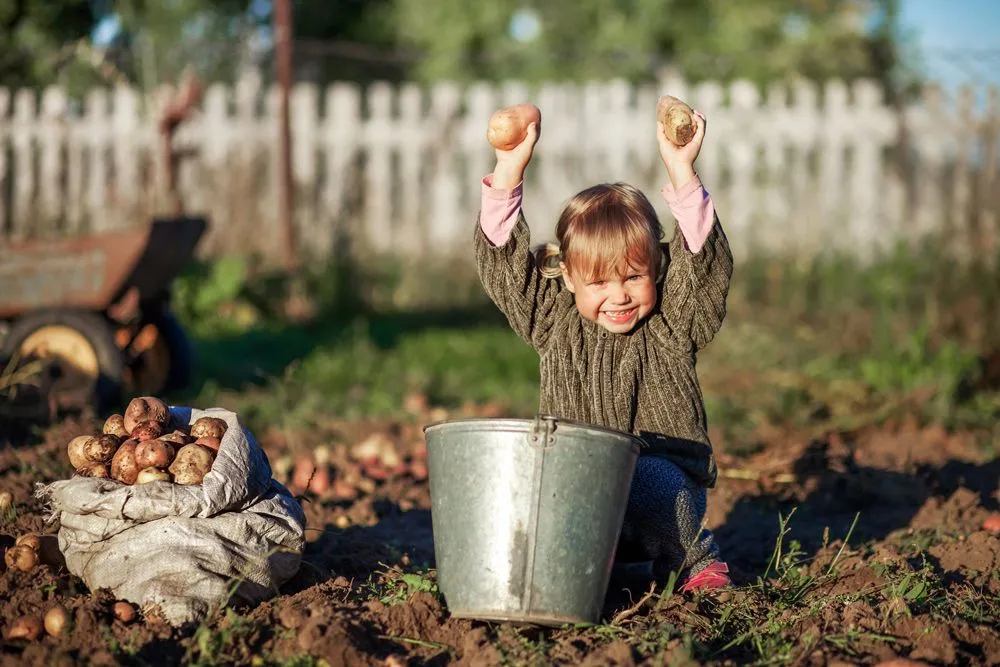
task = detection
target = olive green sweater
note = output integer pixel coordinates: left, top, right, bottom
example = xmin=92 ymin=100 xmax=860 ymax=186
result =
xmin=474 ymin=210 xmax=733 ymax=487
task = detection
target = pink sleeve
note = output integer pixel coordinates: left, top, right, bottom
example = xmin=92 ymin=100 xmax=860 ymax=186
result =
xmin=661 ymin=176 xmax=716 ymax=254
xmin=480 ymin=174 xmax=523 ymax=246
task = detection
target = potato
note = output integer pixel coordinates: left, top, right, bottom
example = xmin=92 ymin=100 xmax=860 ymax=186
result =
xmin=15 ymin=533 xmax=41 ymax=552
xmin=5 ymin=615 xmax=42 ymax=641
xmin=131 ymin=420 xmax=165 ymax=442
xmin=487 ymin=103 xmax=541 ymax=151
xmin=4 ymin=544 xmax=39 ymax=572
xmin=84 ymin=434 xmax=120 ymax=464
xmin=656 ymin=95 xmax=695 ymax=147
xmin=113 ymin=601 xmax=136 ymax=624
xmin=76 ymin=463 xmax=109 ymax=478
xmin=161 ymin=430 xmax=193 ymax=446
xmin=169 ymin=444 xmax=216 ymax=485
xmin=43 ymin=605 xmax=71 ymax=637
xmin=67 ymin=435 xmax=97 ymax=469
xmin=111 ymin=439 xmax=141 ymax=485
xmin=103 ymin=414 xmax=128 ymax=438
xmin=135 ymin=467 xmax=171 ymax=484
xmin=123 ymin=396 xmax=169 ymax=434
xmin=134 ymin=439 xmax=176 ymax=470
xmin=0 ymin=491 xmax=12 ymax=511
xmin=190 ymin=416 xmax=227 ymax=440
xmin=193 ymin=436 xmax=221 ymax=453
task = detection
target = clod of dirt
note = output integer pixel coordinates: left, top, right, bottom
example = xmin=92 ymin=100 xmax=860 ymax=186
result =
xmin=112 ymin=601 xmax=136 ymax=624
xmin=0 ymin=490 xmax=12 ymax=511
xmin=6 ymin=615 xmax=43 ymax=641
xmin=43 ymin=605 xmax=71 ymax=637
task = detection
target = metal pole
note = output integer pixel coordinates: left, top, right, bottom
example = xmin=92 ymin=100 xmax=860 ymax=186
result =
xmin=274 ymin=0 xmax=295 ymax=270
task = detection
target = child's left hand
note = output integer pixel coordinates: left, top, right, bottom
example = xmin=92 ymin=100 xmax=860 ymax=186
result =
xmin=657 ymin=111 xmax=706 ymax=187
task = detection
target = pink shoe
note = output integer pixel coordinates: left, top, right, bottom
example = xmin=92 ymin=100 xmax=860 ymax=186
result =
xmin=679 ymin=561 xmax=730 ymax=593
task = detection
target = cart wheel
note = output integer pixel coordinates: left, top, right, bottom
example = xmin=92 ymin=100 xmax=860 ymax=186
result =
xmin=0 ymin=310 xmax=124 ymax=412
xmin=120 ymin=308 xmax=195 ymax=396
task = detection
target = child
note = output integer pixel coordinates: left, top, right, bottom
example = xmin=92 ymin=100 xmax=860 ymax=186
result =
xmin=474 ymin=108 xmax=733 ymax=592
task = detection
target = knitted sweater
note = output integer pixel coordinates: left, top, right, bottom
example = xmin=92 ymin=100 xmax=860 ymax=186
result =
xmin=473 ymin=193 xmax=733 ymax=488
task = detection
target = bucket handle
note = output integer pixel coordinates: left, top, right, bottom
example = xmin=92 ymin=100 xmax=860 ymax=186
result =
xmin=528 ymin=414 xmax=558 ymax=449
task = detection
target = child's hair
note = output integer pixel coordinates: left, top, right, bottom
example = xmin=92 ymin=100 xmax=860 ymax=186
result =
xmin=535 ymin=183 xmax=665 ymax=281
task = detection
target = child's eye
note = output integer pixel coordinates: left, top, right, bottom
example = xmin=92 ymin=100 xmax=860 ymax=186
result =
xmin=588 ymin=280 xmax=607 ymax=287
xmin=627 ymin=275 xmax=644 ymax=282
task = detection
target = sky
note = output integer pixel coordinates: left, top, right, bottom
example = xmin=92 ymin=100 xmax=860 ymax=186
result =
xmin=897 ymin=0 xmax=1000 ymax=86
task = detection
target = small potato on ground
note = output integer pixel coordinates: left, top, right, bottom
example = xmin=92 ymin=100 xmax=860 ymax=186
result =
xmin=4 ymin=544 xmax=39 ymax=572
xmin=6 ymin=615 xmax=43 ymax=641
xmin=43 ymin=605 xmax=71 ymax=637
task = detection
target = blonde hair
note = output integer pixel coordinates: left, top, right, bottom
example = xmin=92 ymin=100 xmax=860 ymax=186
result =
xmin=535 ymin=183 xmax=664 ymax=281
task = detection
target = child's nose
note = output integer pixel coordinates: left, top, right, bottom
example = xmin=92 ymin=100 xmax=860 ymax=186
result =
xmin=610 ymin=283 xmax=630 ymax=302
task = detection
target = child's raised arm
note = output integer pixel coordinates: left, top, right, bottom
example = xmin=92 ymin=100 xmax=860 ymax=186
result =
xmin=475 ymin=107 xmax=569 ymax=352
xmin=650 ymin=108 xmax=734 ymax=353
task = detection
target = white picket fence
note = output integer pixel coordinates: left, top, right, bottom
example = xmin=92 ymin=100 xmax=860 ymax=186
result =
xmin=0 ymin=70 xmax=997 ymax=265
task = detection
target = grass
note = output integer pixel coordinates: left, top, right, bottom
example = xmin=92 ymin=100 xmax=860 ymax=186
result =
xmin=162 ymin=243 xmax=1000 ymax=452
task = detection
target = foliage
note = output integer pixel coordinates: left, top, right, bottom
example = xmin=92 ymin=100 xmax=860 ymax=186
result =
xmin=389 ymin=0 xmax=913 ymax=86
xmin=0 ymin=0 xmax=95 ymax=90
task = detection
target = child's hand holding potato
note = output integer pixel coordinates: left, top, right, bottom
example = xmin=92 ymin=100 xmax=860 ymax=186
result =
xmin=487 ymin=103 xmax=541 ymax=190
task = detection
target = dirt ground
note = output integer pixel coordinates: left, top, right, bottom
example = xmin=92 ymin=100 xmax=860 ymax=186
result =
xmin=1 ymin=404 xmax=998 ymax=666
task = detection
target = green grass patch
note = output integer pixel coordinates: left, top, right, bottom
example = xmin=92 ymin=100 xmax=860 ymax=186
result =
xmin=166 ymin=245 xmax=1000 ymax=446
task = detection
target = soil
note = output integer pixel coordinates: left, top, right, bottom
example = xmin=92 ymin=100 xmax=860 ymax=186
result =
xmin=0 ymin=406 xmax=997 ymax=666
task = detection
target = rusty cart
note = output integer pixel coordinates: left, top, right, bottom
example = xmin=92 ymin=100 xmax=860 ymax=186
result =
xmin=0 ymin=217 xmax=207 ymax=413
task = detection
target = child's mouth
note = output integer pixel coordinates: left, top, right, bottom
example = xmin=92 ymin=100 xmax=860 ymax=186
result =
xmin=602 ymin=308 xmax=637 ymax=324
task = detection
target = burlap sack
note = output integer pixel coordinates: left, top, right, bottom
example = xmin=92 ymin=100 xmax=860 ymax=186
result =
xmin=36 ymin=406 xmax=305 ymax=625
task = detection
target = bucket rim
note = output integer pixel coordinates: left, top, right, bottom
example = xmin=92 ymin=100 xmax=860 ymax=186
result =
xmin=422 ymin=414 xmax=643 ymax=449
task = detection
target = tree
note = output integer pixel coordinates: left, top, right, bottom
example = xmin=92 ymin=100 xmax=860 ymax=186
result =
xmin=388 ymin=0 xmax=911 ymax=87
xmin=0 ymin=0 xmax=96 ymax=90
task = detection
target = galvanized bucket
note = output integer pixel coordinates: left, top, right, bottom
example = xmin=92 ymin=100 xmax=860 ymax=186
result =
xmin=424 ymin=415 xmax=641 ymax=627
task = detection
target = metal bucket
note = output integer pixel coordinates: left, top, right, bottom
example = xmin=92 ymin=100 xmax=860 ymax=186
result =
xmin=424 ymin=415 xmax=641 ymax=626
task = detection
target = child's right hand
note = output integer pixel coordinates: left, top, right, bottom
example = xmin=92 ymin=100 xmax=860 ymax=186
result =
xmin=492 ymin=122 xmax=539 ymax=190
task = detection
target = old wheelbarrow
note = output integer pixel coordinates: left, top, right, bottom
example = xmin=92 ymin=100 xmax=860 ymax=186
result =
xmin=0 ymin=217 xmax=207 ymax=413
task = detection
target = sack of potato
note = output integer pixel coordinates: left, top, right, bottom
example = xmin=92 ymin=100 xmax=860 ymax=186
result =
xmin=35 ymin=397 xmax=306 ymax=625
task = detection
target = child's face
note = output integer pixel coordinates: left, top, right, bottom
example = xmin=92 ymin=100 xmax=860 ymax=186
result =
xmin=561 ymin=261 xmax=657 ymax=334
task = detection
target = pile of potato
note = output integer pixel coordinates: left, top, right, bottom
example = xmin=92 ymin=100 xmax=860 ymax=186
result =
xmin=67 ymin=396 xmax=226 ymax=486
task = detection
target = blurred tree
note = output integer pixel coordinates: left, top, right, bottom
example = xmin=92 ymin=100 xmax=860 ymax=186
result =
xmin=0 ymin=0 xmax=96 ymax=89
xmin=389 ymin=0 xmax=914 ymax=88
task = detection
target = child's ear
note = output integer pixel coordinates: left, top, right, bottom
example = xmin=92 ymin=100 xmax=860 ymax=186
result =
xmin=560 ymin=262 xmax=576 ymax=293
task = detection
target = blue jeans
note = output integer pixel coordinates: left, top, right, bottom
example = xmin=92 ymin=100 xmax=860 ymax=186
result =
xmin=615 ymin=456 xmax=720 ymax=578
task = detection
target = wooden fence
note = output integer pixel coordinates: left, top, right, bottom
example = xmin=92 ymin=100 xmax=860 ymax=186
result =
xmin=0 ymin=70 xmax=997 ymax=265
